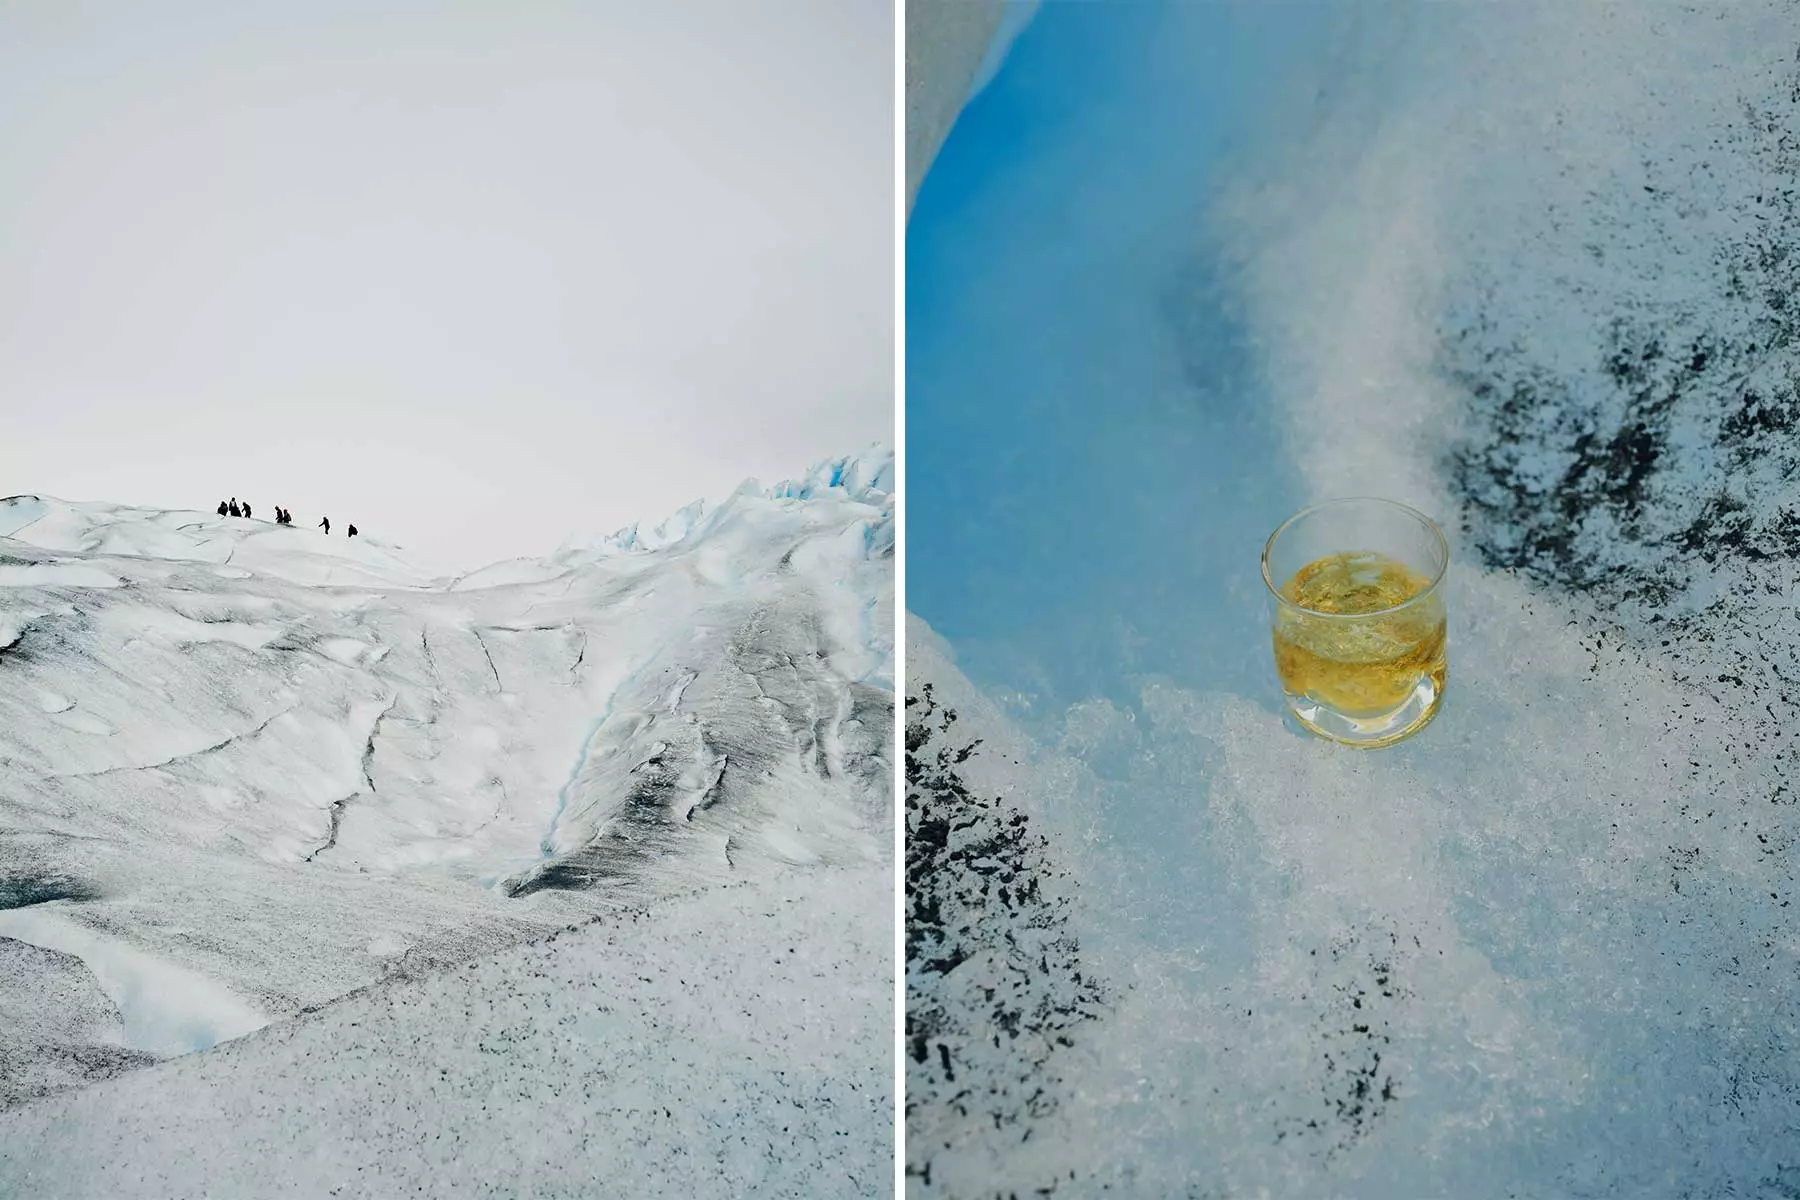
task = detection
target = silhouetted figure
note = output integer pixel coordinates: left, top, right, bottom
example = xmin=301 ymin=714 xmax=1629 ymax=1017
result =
xmin=243 ymin=502 xmax=252 ymax=519
xmin=276 ymin=507 xmax=289 ymax=525
xmin=320 ymin=516 xmax=330 ymax=535
xmin=228 ymin=498 xmax=241 ymax=518
xmin=217 ymin=501 xmax=228 ymax=517
xmin=347 ymin=524 xmax=358 ymax=538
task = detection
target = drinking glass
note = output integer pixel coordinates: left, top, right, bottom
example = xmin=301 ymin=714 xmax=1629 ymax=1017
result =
xmin=1261 ymin=497 xmax=1448 ymax=748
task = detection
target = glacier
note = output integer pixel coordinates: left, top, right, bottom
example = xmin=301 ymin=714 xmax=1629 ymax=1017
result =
xmin=0 ymin=450 xmax=892 ymax=1196
xmin=908 ymin=2 xmax=1800 ymax=1197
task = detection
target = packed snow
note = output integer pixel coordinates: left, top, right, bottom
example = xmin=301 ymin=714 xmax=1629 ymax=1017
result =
xmin=908 ymin=2 xmax=1800 ymax=1196
xmin=0 ymin=450 xmax=893 ymax=1196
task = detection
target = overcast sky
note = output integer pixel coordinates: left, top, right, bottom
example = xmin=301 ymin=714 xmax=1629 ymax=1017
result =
xmin=0 ymin=1 xmax=892 ymax=567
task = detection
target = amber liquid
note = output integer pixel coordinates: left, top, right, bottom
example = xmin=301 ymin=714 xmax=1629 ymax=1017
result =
xmin=1272 ymin=551 xmax=1446 ymax=716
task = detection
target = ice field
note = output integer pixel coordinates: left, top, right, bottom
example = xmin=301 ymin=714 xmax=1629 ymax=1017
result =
xmin=0 ymin=452 xmax=893 ymax=1197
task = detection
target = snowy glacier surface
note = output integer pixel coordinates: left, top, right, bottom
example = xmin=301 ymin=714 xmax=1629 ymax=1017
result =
xmin=0 ymin=451 xmax=892 ymax=1196
xmin=0 ymin=866 xmax=890 ymax=1199
xmin=907 ymin=2 xmax=1800 ymax=1196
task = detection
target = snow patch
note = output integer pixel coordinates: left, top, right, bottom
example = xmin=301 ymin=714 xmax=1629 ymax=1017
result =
xmin=317 ymin=637 xmax=373 ymax=666
xmin=94 ymin=605 xmax=282 ymax=649
xmin=0 ymin=495 xmax=49 ymax=539
xmin=0 ymin=907 xmax=267 ymax=1057
xmin=0 ymin=563 xmax=123 ymax=589
xmin=47 ymin=709 xmax=115 ymax=736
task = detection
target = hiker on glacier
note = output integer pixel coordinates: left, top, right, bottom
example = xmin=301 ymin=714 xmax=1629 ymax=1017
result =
xmin=228 ymin=498 xmax=241 ymax=518
xmin=347 ymin=524 xmax=358 ymax=538
xmin=243 ymin=501 xmax=253 ymax=519
xmin=319 ymin=516 xmax=330 ymax=535
xmin=216 ymin=500 xmax=228 ymax=517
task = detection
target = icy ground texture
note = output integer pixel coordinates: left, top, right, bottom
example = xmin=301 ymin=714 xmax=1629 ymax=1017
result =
xmin=907 ymin=2 xmax=1800 ymax=1196
xmin=0 ymin=866 xmax=890 ymax=1200
xmin=0 ymin=453 xmax=890 ymax=1136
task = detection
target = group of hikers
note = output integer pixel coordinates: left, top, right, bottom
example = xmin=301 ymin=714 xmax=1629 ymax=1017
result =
xmin=216 ymin=497 xmax=356 ymax=539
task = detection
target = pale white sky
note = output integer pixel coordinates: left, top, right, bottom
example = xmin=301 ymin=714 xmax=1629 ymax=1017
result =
xmin=0 ymin=1 xmax=892 ymax=567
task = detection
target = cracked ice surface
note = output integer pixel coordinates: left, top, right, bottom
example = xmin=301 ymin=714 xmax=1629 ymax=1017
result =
xmin=0 ymin=449 xmax=892 ymax=1185
xmin=907 ymin=3 xmax=1800 ymax=1196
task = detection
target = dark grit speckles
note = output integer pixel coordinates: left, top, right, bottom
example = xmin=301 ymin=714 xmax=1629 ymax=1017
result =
xmin=904 ymin=683 xmax=1109 ymax=1196
xmin=1448 ymin=49 xmax=1800 ymax=615
xmin=1272 ymin=929 xmax=1411 ymax=1159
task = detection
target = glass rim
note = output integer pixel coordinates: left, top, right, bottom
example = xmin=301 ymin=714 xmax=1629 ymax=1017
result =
xmin=1261 ymin=496 xmax=1449 ymax=620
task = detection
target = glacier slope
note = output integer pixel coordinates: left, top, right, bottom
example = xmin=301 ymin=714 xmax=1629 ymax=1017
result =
xmin=0 ymin=453 xmax=892 ymax=1109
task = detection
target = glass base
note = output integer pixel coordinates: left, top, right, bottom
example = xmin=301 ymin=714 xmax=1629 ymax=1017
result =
xmin=1283 ymin=672 xmax=1443 ymax=749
